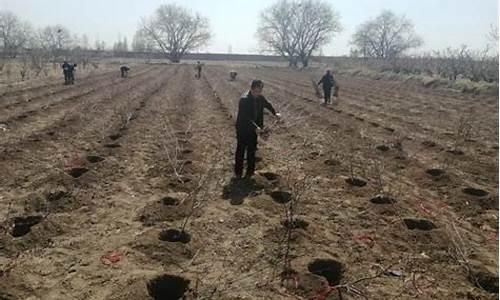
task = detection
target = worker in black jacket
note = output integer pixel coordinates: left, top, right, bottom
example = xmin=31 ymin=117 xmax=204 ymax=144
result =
xmin=235 ymin=79 xmax=280 ymax=178
xmin=195 ymin=61 xmax=202 ymax=79
xmin=318 ymin=69 xmax=336 ymax=105
xmin=61 ymin=61 xmax=71 ymax=85
xmin=68 ymin=63 xmax=76 ymax=84
xmin=120 ymin=65 xmax=130 ymax=78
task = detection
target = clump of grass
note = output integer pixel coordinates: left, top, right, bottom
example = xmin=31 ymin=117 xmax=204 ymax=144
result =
xmin=453 ymin=78 xmax=498 ymax=94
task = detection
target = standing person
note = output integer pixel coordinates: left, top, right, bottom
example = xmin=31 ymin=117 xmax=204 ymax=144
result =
xmin=317 ymin=69 xmax=336 ymax=105
xmin=61 ymin=61 xmax=71 ymax=85
xmin=120 ymin=65 xmax=130 ymax=78
xmin=195 ymin=61 xmax=202 ymax=79
xmin=68 ymin=63 xmax=77 ymax=84
xmin=234 ymin=79 xmax=280 ymax=179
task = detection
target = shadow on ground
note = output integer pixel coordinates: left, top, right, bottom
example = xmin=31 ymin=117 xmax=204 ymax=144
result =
xmin=222 ymin=177 xmax=266 ymax=205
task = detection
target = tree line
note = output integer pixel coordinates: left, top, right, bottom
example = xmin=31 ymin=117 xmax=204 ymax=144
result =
xmin=1 ymin=1 xmax=498 ymax=78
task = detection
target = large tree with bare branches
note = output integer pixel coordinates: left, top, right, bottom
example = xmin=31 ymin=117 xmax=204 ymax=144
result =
xmin=0 ymin=10 xmax=32 ymax=58
xmin=141 ymin=4 xmax=211 ymax=62
xmin=257 ymin=0 xmax=341 ymax=68
xmin=36 ymin=25 xmax=72 ymax=57
xmin=351 ymin=10 xmax=422 ymax=59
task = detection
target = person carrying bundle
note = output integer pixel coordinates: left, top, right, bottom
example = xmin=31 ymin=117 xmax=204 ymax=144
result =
xmin=317 ymin=69 xmax=337 ymax=105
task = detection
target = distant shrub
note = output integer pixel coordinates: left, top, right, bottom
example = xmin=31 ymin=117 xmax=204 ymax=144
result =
xmin=453 ymin=78 xmax=498 ymax=94
xmin=339 ymin=66 xmax=497 ymax=94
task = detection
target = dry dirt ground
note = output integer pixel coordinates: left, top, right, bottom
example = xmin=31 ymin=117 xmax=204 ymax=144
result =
xmin=0 ymin=63 xmax=498 ymax=300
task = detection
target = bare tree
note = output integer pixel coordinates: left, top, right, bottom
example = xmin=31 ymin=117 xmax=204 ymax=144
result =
xmin=132 ymin=29 xmax=156 ymax=53
xmin=141 ymin=4 xmax=211 ymax=62
xmin=351 ymin=10 xmax=422 ymax=59
xmin=36 ymin=25 xmax=72 ymax=58
xmin=113 ymin=36 xmax=128 ymax=53
xmin=94 ymin=39 xmax=106 ymax=51
xmin=257 ymin=0 xmax=341 ymax=68
xmin=80 ymin=34 xmax=90 ymax=50
xmin=0 ymin=10 xmax=32 ymax=58
xmin=488 ymin=24 xmax=498 ymax=46
xmin=295 ymin=0 xmax=342 ymax=67
xmin=257 ymin=0 xmax=299 ymax=67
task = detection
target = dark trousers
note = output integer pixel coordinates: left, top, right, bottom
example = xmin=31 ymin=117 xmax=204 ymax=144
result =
xmin=235 ymin=136 xmax=257 ymax=177
xmin=323 ymin=87 xmax=332 ymax=104
xmin=63 ymin=71 xmax=70 ymax=85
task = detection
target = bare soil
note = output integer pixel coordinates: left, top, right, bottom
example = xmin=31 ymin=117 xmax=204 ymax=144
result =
xmin=0 ymin=63 xmax=497 ymax=299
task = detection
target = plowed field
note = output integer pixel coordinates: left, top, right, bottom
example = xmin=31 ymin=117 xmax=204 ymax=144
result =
xmin=0 ymin=63 xmax=498 ymax=300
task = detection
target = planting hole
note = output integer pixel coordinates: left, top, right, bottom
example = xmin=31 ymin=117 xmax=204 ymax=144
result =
xmin=426 ymin=168 xmax=444 ymax=177
xmin=470 ymin=270 xmax=499 ymax=294
xmin=345 ymin=177 xmax=367 ymax=187
xmin=403 ymin=218 xmax=436 ymax=231
xmin=376 ymin=145 xmax=390 ymax=151
xmin=161 ymin=196 xmax=179 ymax=206
xmin=86 ymin=155 xmax=104 ymax=163
xmin=0 ymin=292 xmax=16 ymax=300
xmin=282 ymin=218 xmax=309 ymax=230
xmin=308 ymin=259 xmax=344 ymax=286
xmin=269 ymin=191 xmax=292 ymax=204
xmin=370 ymin=195 xmax=396 ymax=204
xmin=462 ymin=188 xmax=488 ymax=197
xmin=11 ymin=216 xmax=43 ymax=237
xmin=109 ymin=133 xmax=121 ymax=141
xmin=147 ymin=274 xmax=190 ymax=300
xmin=447 ymin=149 xmax=464 ymax=155
xmin=67 ymin=167 xmax=88 ymax=178
xmin=309 ymin=151 xmax=320 ymax=157
xmin=159 ymin=229 xmax=191 ymax=243
xmin=324 ymin=159 xmax=340 ymax=166
xmin=260 ymin=172 xmax=279 ymax=182
xmin=176 ymin=131 xmax=191 ymax=137
xmin=422 ymin=140 xmax=436 ymax=147
xmin=104 ymin=143 xmax=121 ymax=148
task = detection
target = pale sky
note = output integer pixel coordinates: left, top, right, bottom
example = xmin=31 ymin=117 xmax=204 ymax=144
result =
xmin=1 ymin=0 xmax=498 ymax=56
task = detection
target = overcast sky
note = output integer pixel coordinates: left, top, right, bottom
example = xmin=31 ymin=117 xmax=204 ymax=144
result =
xmin=1 ymin=0 xmax=498 ymax=55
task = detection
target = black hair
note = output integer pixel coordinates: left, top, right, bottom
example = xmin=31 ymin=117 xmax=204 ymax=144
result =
xmin=251 ymin=79 xmax=264 ymax=89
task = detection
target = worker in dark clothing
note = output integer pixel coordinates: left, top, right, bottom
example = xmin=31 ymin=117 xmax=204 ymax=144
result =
xmin=195 ymin=61 xmax=202 ymax=79
xmin=317 ymin=69 xmax=336 ymax=105
xmin=230 ymin=71 xmax=237 ymax=81
xmin=61 ymin=61 xmax=71 ymax=85
xmin=120 ymin=65 xmax=130 ymax=78
xmin=234 ymin=79 xmax=280 ymax=179
xmin=68 ymin=63 xmax=77 ymax=84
